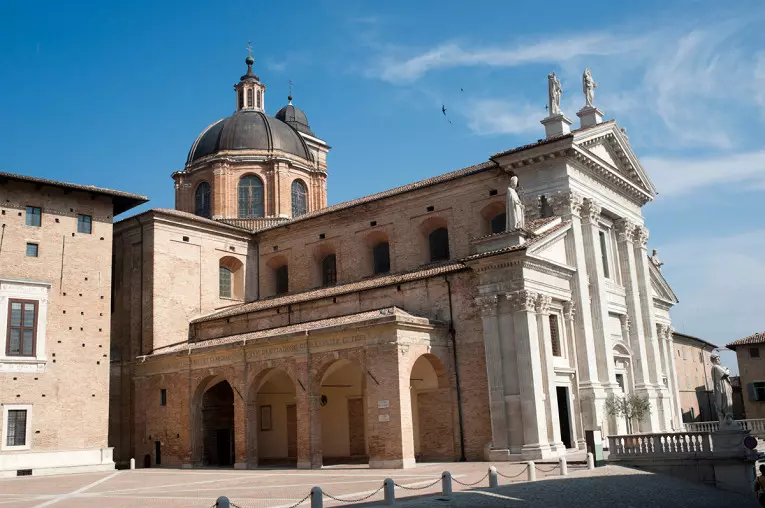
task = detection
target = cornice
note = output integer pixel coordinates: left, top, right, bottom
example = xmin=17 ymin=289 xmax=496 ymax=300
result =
xmin=569 ymin=147 xmax=652 ymax=206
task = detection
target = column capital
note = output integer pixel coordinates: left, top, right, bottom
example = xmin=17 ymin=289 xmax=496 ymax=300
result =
xmin=614 ymin=218 xmax=638 ymax=243
xmin=619 ymin=313 xmax=631 ymax=332
xmin=633 ymin=225 xmax=649 ymax=248
xmin=657 ymin=323 xmax=674 ymax=341
xmin=550 ymin=190 xmax=584 ymax=217
xmin=507 ymin=290 xmax=538 ymax=313
xmin=535 ymin=293 xmax=553 ymax=315
xmin=581 ymin=198 xmax=602 ymax=224
xmin=562 ymin=300 xmax=576 ymax=321
xmin=475 ymin=295 xmax=499 ymax=316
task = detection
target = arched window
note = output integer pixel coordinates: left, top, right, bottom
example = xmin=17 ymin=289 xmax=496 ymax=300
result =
xmin=490 ymin=213 xmax=506 ymax=234
xmin=238 ymin=89 xmax=244 ymax=110
xmin=429 ymin=228 xmax=450 ymax=262
xmin=238 ymin=176 xmax=265 ymax=218
xmin=291 ymin=180 xmax=308 ymax=217
xmin=194 ymin=182 xmax=211 ymax=219
xmin=257 ymin=91 xmax=262 ymax=109
xmin=275 ymin=265 xmax=289 ymax=295
xmin=247 ymin=89 xmax=253 ymax=108
xmin=373 ymin=242 xmax=390 ymax=274
xmin=219 ymin=266 xmax=232 ymax=298
xmin=322 ymin=254 xmax=337 ymax=286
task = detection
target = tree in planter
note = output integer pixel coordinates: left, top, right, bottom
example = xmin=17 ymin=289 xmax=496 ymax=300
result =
xmin=605 ymin=393 xmax=652 ymax=434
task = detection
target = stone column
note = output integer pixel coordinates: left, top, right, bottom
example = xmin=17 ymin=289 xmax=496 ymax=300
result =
xmin=535 ymin=294 xmax=565 ymax=453
xmin=476 ymin=295 xmax=510 ymax=454
xmin=297 ymin=358 xmax=322 ymax=469
xmin=550 ymin=191 xmax=605 ymax=432
xmin=508 ymin=290 xmax=553 ymax=459
xmin=633 ymin=226 xmax=664 ymax=431
xmin=563 ymin=302 xmax=586 ymax=449
xmin=659 ymin=324 xmax=683 ymax=429
xmin=233 ymin=390 xmax=248 ymax=469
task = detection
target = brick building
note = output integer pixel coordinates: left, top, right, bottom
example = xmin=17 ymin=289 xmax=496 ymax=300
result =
xmin=0 ymin=172 xmax=145 ymax=477
xmin=671 ymin=331 xmax=717 ymax=422
xmin=727 ymin=331 xmax=765 ymax=419
xmin=109 ymin=55 xmax=684 ymax=469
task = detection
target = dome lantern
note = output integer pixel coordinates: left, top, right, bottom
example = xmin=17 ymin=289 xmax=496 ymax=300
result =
xmin=234 ymin=43 xmax=266 ymax=112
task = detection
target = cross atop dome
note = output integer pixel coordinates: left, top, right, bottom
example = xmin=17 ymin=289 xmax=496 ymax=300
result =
xmin=234 ymin=46 xmax=266 ymax=112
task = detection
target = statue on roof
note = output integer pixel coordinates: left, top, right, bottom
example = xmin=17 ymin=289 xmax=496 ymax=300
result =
xmin=547 ymin=72 xmax=562 ymax=116
xmin=711 ymin=354 xmax=734 ymax=422
xmin=649 ymin=249 xmax=664 ymax=269
xmin=506 ymin=175 xmax=525 ymax=231
xmin=583 ymin=68 xmax=597 ymax=107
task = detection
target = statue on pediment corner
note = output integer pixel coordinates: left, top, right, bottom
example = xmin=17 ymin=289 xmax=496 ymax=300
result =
xmin=583 ymin=68 xmax=597 ymax=108
xmin=649 ymin=249 xmax=664 ymax=269
xmin=548 ymin=72 xmax=562 ymax=116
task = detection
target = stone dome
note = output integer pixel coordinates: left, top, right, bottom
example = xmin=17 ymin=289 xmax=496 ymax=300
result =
xmin=274 ymin=98 xmax=314 ymax=136
xmin=186 ymin=109 xmax=312 ymax=165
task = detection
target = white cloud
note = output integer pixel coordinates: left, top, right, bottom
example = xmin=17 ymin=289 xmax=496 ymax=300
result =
xmin=643 ymin=150 xmax=765 ymax=197
xmin=461 ymin=99 xmax=541 ymax=136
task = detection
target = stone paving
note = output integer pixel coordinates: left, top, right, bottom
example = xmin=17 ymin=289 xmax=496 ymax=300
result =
xmin=0 ymin=462 xmax=756 ymax=507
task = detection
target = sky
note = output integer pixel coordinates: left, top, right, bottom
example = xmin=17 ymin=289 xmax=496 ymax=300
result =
xmin=2 ymin=0 xmax=764 ymax=373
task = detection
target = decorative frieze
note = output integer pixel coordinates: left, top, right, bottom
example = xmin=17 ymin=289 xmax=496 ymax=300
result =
xmin=507 ymin=290 xmax=538 ymax=313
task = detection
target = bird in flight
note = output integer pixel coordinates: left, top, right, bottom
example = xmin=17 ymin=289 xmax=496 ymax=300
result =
xmin=442 ymin=104 xmax=447 ymax=115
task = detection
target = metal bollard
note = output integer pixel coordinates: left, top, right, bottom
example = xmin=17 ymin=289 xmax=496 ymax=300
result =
xmin=129 ymin=458 xmax=135 ymax=470
xmin=527 ymin=461 xmax=536 ymax=482
xmin=215 ymin=496 xmax=230 ymax=508
xmin=384 ymin=478 xmax=395 ymax=505
xmin=587 ymin=452 xmax=594 ymax=470
xmin=559 ymin=457 xmax=568 ymax=476
xmin=311 ymin=486 xmax=323 ymax=508
xmin=442 ymin=471 xmax=453 ymax=497
xmin=489 ymin=466 xmax=498 ymax=488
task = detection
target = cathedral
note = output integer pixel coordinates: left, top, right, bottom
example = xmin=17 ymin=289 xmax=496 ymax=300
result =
xmin=108 ymin=53 xmax=682 ymax=470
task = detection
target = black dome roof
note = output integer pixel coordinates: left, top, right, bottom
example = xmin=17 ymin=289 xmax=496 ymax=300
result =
xmin=187 ymin=109 xmax=312 ymax=165
xmin=274 ymin=100 xmax=314 ymax=136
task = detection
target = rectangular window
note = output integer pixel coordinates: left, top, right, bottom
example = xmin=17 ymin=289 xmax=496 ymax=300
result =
xmin=682 ymin=348 xmax=686 ymax=360
xmin=77 ymin=214 xmax=92 ymax=234
xmin=616 ymin=373 xmax=625 ymax=393
xmin=598 ymin=230 xmax=610 ymax=279
xmin=751 ymin=347 xmax=760 ymax=359
xmin=160 ymin=389 xmax=167 ymax=406
xmin=750 ymin=382 xmax=765 ymax=402
xmin=549 ymin=314 xmax=561 ymax=357
xmin=6 ymin=300 xmax=37 ymax=356
xmin=5 ymin=410 xmax=27 ymax=447
xmin=25 ymin=206 xmax=41 ymax=227
xmin=25 ymin=243 xmax=38 ymax=257
xmin=275 ymin=265 xmax=288 ymax=295
xmin=219 ymin=267 xmax=232 ymax=299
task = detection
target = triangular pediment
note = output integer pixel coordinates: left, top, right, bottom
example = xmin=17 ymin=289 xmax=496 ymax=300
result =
xmin=649 ymin=260 xmax=678 ymax=305
xmin=529 ymin=228 xmax=568 ymax=265
xmin=574 ymin=122 xmax=658 ymax=199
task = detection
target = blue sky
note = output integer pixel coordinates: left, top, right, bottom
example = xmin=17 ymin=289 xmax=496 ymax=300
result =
xmin=2 ymin=0 xmax=764 ymax=371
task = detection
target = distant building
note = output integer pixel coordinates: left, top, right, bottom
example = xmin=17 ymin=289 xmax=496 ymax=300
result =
xmin=726 ymin=331 xmax=765 ymax=419
xmin=671 ymin=332 xmax=716 ymax=422
xmin=0 ymin=172 xmax=145 ymax=477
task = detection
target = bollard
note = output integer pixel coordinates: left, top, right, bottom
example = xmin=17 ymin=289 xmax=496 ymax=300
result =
xmin=559 ymin=457 xmax=568 ymax=476
xmin=527 ymin=461 xmax=536 ymax=482
xmin=442 ymin=471 xmax=453 ymax=497
xmin=587 ymin=452 xmax=594 ymax=470
xmin=129 ymin=458 xmax=135 ymax=470
xmin=311 ymin=486 xmax=323 ymax=508
xmin=489 ymin=466 xmax=498 ymax=488
xmin=215 ymin=496 xmax=230 ymax=508
xmin=384 ymin=478 xmax=395 ymax=505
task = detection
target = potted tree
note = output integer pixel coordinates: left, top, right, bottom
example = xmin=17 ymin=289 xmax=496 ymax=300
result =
xmin=605 ymin=393 xmax=652 ymax=434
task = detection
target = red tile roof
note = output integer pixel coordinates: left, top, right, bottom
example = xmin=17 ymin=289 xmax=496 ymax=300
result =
xmin=726 ymin=331 xmax=765 ymax=349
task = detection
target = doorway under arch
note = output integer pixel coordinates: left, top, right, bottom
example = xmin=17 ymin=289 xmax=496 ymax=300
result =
xmin=201 ymin=380 xmax=235 ymax=467
xmin=319 ymin=359 xmax=367 ymax=465
xmin=249 ymin=368 xmax=298 ymax=467
xmin=410 ymin=354 xmax=454 ymax=461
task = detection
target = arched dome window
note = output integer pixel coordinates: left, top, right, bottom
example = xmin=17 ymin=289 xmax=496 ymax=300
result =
xmin=247 ymin=89 xmax=253 ymax=108
xmin=238 ymin=176 xmax=265 ymax=218
xmin=194 ymin=182 xmax=211 ymax=219
xmin=291 ymin=180 xmax=308 ymax=217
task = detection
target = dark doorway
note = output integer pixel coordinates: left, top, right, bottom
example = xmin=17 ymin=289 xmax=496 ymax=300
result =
xmin=155 ymin=441 xmax=161 ymax=466
xmin=556 ymin=386 xmax=573 ymax=449
xmin=202 ymin=380 xmax=235 ymax=466
xmin=143 ymin=454 xmax=151 ymax=468
xmin=216 ymin=429 xmax=232 ymax=466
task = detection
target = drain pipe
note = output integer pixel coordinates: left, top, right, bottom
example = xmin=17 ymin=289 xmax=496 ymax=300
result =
xmin=444 ymin=274 xmax=467 ymax=462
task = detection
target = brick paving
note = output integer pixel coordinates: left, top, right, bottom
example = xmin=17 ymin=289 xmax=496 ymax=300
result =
xmin=0 ymin=462 xmax=755 ymax=507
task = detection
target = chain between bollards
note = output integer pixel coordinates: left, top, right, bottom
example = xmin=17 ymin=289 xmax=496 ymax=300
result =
xmin=451 ymin=471 xmax=489 ymax=487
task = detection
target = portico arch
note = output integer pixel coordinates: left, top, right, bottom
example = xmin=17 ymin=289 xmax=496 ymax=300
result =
xmin=192 ymin=376 xmax=236 ymax=467
xmin=247 ymin=368 xmax=298 ymax=467
xmin=317 ymin=358 xmax=367 ymax=464
xmin=409 ymin=354 xmax=454 ymax=461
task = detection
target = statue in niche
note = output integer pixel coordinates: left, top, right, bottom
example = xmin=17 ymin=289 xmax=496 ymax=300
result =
xmin=649 ymin=249 xmax=664 ymax=269
xmin=506 ymin=175 xmax=525 ymax=231
xmin=547 ymin=72 xmax=562 ymax=116
xmin=583 ymin=68 xmax=597 ymax=107
xmin=711 ymin=355 xmax=734 ymax=422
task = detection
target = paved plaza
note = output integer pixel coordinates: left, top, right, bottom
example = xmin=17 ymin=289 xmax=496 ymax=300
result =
xmin=0 ymin=463 xmax=757 ymax=508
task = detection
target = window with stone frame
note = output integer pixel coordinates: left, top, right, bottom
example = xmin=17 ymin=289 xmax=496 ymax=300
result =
xmin=238 ymin=89 xmax=244 ymax=110
xmin=247 ymin=89 xmax=253 ymax=108
xmin=372 ymin=242 xmax=390 ymax=274
xmin=6 ymin=300 xmax=37 ymax=357
xmin=219 ymin=266 xmax=232 ymax=299
xmin=322 ymin=254 xmax=337 ymax=287
xmin=238 ymin=175 xmax=265 ymax=218
xmin=5 ymin=409 xmax=27 ymax=447
xmin=291 ymin=180 xmax=308 ymax=217
xmin=257 ymin=90 xmax=262 ymax=109
xmin=749 ymin=381 xmax=765 ymax=402
xmin=26 ymin=243 xmax=38 ymax=257
xmin=598 ymin=230 xmax=611 ymax=279
xmin=25 ymin=206 xmax=41 ymax=227
xmin=195 ymin=182 xmax=212 ymax=219
xmin=77 ymin=214 xmax=92 ymax=234
xmin=549 ymin=314 xmax=562 ymax=357
xmin=428 ymin=227 xmax=450 ymax=262
xmin=275 ymin=265 xmax=289 ymax=295
xmin=750 ymin=347 xmax=760 ymax=359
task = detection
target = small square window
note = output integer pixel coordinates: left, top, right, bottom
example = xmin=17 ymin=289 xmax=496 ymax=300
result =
xmin=160 ymin=389 xmax=167 ymax=406
xmin=26 ymin=243 xmax=38 ymax=257
xmin=77 ymin=215 xmax=92 ymax=234
xmin=25 ymin=206 xmax=41 ymax=227
xmin=751 ymin=347 xmax=760 ymax=359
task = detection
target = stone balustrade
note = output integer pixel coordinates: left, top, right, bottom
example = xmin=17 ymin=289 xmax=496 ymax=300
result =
xmin=608 ymin=432 xmax=713 ymax=459
xmin=685 ymin=418 xmax=765 ymax=437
